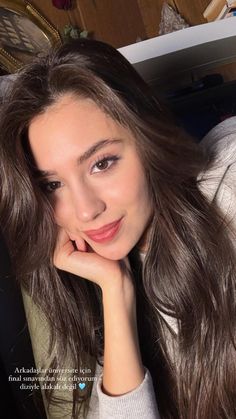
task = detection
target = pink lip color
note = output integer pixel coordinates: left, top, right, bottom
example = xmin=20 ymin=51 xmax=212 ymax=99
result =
xmin=84 ymin=218 xmax=123 ymax=243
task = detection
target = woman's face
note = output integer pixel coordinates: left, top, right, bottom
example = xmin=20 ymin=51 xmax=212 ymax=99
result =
xmin=28 ymin=94 xmax=152 ymax=260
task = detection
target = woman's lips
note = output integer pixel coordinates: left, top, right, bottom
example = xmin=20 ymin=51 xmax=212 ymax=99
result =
xmin=83 ymin=218 xmax=123 ymax=243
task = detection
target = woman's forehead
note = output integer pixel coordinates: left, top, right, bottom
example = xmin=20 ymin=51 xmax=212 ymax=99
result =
xmin=28 ymin=95 xmax=134 ymax=170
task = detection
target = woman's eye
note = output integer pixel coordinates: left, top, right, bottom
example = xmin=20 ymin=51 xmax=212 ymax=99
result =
xmin=91 ymin=156 xmax=119 ymax=174
xmin=41 ymin=181 xmax=61 ymax=193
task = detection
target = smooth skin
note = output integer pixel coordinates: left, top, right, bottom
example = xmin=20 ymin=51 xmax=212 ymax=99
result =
xmin=28 ymin=94 xmax=152 ymax=395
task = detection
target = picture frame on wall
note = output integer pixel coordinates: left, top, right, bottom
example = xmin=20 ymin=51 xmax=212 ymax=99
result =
xmin=0 ymin=0 xmax=62 ymax=73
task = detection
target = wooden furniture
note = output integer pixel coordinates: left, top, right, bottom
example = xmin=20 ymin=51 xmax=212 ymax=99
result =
xmin=25 ymin=1 xmax=214 ymax=48
xmin=30 ymin=0 xmax=147 ymax=48
xmin=20 ymin=1 xmax=235 ymax=49
xmin=0 ymin=1 xmax=235 ymax=80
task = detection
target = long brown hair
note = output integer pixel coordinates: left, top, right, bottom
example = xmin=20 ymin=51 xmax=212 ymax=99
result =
xmin=0 ymin=39 xmax=236 ymax=418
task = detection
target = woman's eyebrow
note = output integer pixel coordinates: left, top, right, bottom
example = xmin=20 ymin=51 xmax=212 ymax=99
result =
xmin=35 ymin=138 xmax=123 ymax=177
xmin=77 ymin=138 xmax=122 ymax=165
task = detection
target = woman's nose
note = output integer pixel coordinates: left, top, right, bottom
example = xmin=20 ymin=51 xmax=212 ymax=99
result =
xmin=71 ymin=184 xmax=106 ymax=223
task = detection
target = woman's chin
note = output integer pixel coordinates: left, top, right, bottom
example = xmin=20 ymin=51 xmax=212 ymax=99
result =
xmin=90 ymin=244 xmax=130 ymax=261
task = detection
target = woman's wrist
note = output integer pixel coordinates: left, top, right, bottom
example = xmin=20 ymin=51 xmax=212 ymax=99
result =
xmin=102 ymin=279 xmax=136 ymax=324
xmin=101 ymin=277 xmax=144 ymax=396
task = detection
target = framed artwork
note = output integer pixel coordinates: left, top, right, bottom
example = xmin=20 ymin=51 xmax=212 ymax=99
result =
xmin=0 ymin=0 xmax=62 ymax=73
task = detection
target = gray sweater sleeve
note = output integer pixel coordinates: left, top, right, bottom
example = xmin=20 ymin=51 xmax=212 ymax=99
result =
xmin=95 ymin=366 xmax=161 ymax=419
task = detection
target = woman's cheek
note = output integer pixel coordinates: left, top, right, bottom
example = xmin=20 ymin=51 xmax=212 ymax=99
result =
xmin=53 ymin=201 xmax=72 ymax=228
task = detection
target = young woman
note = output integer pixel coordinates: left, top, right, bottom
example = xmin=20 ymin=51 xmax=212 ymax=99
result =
xmin=0 ymin=39 xmax=236 ymax=419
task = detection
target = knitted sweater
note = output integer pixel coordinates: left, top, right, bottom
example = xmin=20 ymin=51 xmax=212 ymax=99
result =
xmin=22 ymin=116 xmax=236 ymax=419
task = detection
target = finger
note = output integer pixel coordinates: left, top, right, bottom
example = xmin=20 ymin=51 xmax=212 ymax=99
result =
xmin=53 ymin=228 xmax=74 ymax=267
xmin=66 ymin=231 xmax=87 ymax=252
xmin=74 ymin=236 xmax=87 ymax=252
xmin=66 ymin=250 xmax=117 ymax=286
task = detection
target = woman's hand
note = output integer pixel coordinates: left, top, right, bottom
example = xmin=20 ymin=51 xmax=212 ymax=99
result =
xmin=53 ymin=227 xmax=134 ymax=294
xmin=54 ymin=227 xmax=144 ymax=396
